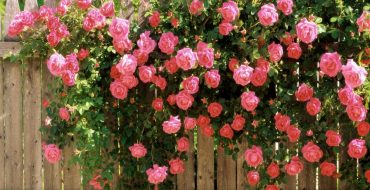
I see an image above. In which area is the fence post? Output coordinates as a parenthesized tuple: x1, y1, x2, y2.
(177, 132, 195, 190)
(197, 132, 214, 190)
(4, 0, 20, 40)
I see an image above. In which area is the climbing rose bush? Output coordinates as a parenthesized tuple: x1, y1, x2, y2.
(7, 0, 370, 189)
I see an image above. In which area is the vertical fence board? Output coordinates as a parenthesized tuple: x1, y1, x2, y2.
(63, 146, 82, 190)
(236, 141, 247, 190)
(0, 59, 5, 190)
(4, 0, 21, 38)
(298, 161, 316, 190)
(197, 133, 214, 190)
(24, 0, 38, 11)
(283, 145, 297, 190)
(3, 60, 23, 190)
(44, 0, 57, 7)
(23, 58, 42, 189)
(318, 176, 336, 190)
(217, 147, 236, 190)
(177, 132, 195, 190)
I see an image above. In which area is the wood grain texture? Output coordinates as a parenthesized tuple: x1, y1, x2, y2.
(3, 60, 23, 190)
(177, 132, 195, 190)
(23, 58, 42, 189)
(298, 161, 316, 190)
(44, 0, 57, 7)
(0, 42, 21, 57)
(217, 147, 236, 190)
(197, 133, 214, 190)
(236, 141, 247, 190)
(24, 0, 38, 11)
(4, 0, 20, 39)
(284, 145, 298, 190)
(0, 59, 5, 190)
(318, 175, 336, 190)
(63, 145, 82, 190)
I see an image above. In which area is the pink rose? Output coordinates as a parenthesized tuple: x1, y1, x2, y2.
(197, 115, 211, 128)
(251, 68, 268, 87)
(241, 91, 259, 112)
(164, 57, 179, 74)
(296, 18, 318, 44)
(110, 65, 121, 79)
(258, 4, 279, 26)
(162, 115, 181, 134)
(338, 86, 358, 106)
(44, 144, 61, 164)
(158, 32, 178, 54)
(200, 125, 214, 137)
(284, 156, 304, 175)
(320, 161, 336, 177)
(306, 98, 321, 116)
(233, 65, 254, 86)
(169, 158, 185, 175)
(319, 52, 342, 77)
(204, 70, 221, 88)
(365, 170, 370, 183)
(244, 145, 263, 167)
(219, 124, 234, 139)
(61, 70, 76, 86)
(116, 54, 137, 75)
(357, 121, 370, 137)
(277, 0, 293, 15)
(113, 38, 132, 54)
(356, 11, 370, 32)
(219, 22, 233, 36)
(265, 184, 280, 190)
(176, 91, 194, 110)
(218, 1, 239, 22)
(167, 94, 177, 106)
(189, 0, 203, 15)
(346, 102, 367, 122)
(146, 164, 168, 185)
(342, 59, 368, 88)
(59, 107, 70, 121)
(100, 1, 114, 17)
(197, 42, 214, 68)
(7, 19, 24, 37)
(184, 117, 197, 130)
(137, 31, 156, 54)
(286, 125, 301, 143)
(267, 162, 280, 179)
(268, 42, 283, 62)
(228, 58, 239, 72)
(148, 11, 160, 28)
(119, 75, 138, 89)
(109, 18, 130, 39)
(133, 49, 149, 65)
(77, 0, 91, 10)
(182, 76, 199, 94)
(347, 139, 367, 159)
(302, 141, 323, 162)
(176, 48, 197, 71)
(47, 53, 66, 76)
(247, 171, 260, 186)
(46, 31, 60, 47)
(152, 98, 164, 111)
(138, 65, 156, 83)
(287, 42, 302, 60)
(84, 9, 106, 31)
(88, 175, 104, 190)
(177, 137, 189, 152)
(171, 17, 179, 28)
(109, 80, 128, 100)
(274, 112, 291, 132)
(256, 58, 270, 73)
(325, 130, 342, 147)
(38, 5, 54, 21)
(280, 32, 294, 45)
(152, 75, 167, 90)
(295, 83, 313, 102)
(231, 114, 245, 131)
(129, 143, 147, 158)
(64, 53, 79, 72)
(77, 48, 89, 60)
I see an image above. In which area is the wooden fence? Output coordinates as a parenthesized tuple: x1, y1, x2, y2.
(0, 0, 358, 189)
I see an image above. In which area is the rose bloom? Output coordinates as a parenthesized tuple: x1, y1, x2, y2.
(177, 137, 189, 152)
(77, 48, 89, 60)
(164, 57, 179, 74)
(109, 17, 130, 39)
(138, 65, 156, 83)
(47, 53, 66, 76)
(319, 52, 342, 77)
(256, 58, 270, 73)
(197, 41, 214, 68)
(286, 125, 301, 143)
(302, 141, 323, 163)
(347, 139, 367, 159)
(200, 124, 215, 137)
(182, 76, 199, 94)
(158, 32, 179, 55)
(167, 94, 177, 106)
(284, 156, 304, 175)
(296, 18, 318, 44)
(218, 1, 239, 22)
(277, 0, 293, 15)
(258, 4, 279, 26)
(295, 83, 314, 102)
(152, 98, 164, 111)
(287, 43, 302, 60)
(110, 65, 121, 79)
(77, 0, 91, 10)
(244, 145, 264, 167)
(162, 115, 181, 134)
(320, 161, 336, 177)
(184, 117, 197, 130)
(119, 75, 138, 89)
(176, 48, 197, 71)
(152, 75, 167, 90)
(251, 68, 268, 87)
(365, 170, 370, 183)
(59, 107, 70, 121)
(268, 42, 283, 62)
(325, 130, 342, 147)
(228, 58, 239, 72)
(356, 11, 370, 32)
(219, 124, 234, 139)
(146, 164, 168, 185)
(208, 102, 223, 118)
(338, 86, 357, 106)
(189, 0, 203, 15)
(280, 32, 294, 45)
(306, 129, 314, 136)
(274, 112, 291, 132)
(44, 144, 62, 164)
(204, 70, 221, 88)
(219, 21, 233, 36)
(233, 65, 254, 86)
(100, 1, 114, 17)
(88, 175, 104, 190)
(137, 31, 156, 54)
(357, 121, 370, 137)
(116, 54, 137, 75)
(171, 17, 179, 28)
(169, 158, 185, 175)
(176, 91, 194, 110)
(113, 38, 132, 54)
(133, 49, 149, 65)
(240, 91, 259, 112)
(148, 11, 160, 28)
(306, 98, 321, 116)
(61, 70, 76, 86)
(265, 184, 280, 190)
(342, 59, 368, 88)
(346, 103, 367, 122)
(231, 114, 245, 131)
(267, 162, 280, 179)
(247, 171, 260, 186)
(129, 143, 147, 159)
(109, 80, 128, 100)
(197, 115, 211, 128)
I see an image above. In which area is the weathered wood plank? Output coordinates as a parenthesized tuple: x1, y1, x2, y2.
(63, 145, 82, 190)
(284, 145, 298, 190)
(318, 175, 336, 190)
(236, 141, 247, 190)
(197, 132, 214, 190)
(0, 59, 5, 190)
(217, 147, 236, 190)
(24, 0, 38, 11)
(3, 60, 23, 190)
(0, 42, 21, 57)
(23, 58, 42, 189)
(4, 0, 21, 39)
(177, 132, 195, 190)
(298, 161, 316, 190)
(44, 0, 57, 7)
